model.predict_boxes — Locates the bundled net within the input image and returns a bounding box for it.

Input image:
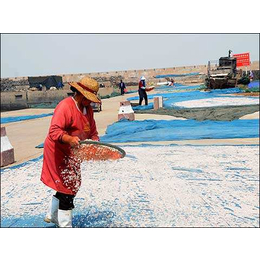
[72,142,125,161]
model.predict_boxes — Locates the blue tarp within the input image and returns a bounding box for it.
[157,84,202,92]
[155,73,200,78]
[36,143,44,148]
[100,119,259,143]
[129,88,259,110]
[133,104,154,110]
[1,113,53,124]
[1,155,43,174]
[128,88,243,102]
[248,81,259,89]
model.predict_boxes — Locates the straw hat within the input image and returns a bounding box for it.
[69,77,101,103]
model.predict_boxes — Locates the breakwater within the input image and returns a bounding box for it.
[1,62,258,111]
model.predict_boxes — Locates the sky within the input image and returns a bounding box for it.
[1,34,259,78]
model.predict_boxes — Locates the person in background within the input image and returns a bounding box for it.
[57,81,64,89]
[138,76,148,106]
[249,71,254,81]
[168,78,175,86]
[41,76,100,227]
[119,79,126,95]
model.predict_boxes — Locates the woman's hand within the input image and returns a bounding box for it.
[62,134,80,147]
[69,136,80,147]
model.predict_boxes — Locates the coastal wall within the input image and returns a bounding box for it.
[60,64,208,86]
[0,85,122,111]
[3,61,258,88]
[1,91,28,110]
[1,90,71,111]
[1,61,259,111]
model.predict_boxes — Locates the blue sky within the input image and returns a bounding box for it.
[1,34,259,78]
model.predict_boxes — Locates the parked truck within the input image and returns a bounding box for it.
[205,50,238,89]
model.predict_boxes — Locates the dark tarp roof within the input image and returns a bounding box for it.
[28,76,63,89]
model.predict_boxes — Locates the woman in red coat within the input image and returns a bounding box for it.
[41,77,101,227]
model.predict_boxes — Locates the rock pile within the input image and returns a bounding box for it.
[252,70,259,80]
[91,75,138,87]
[1,78,29,92]
[92,75,123,86]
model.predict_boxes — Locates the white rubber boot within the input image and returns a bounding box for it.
[44,196,59,225]
[58,210,73,227]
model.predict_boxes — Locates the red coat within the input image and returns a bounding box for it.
[41,97,99,195]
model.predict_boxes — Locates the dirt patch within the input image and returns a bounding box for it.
[135,105,260,121]
[232,93,259,97]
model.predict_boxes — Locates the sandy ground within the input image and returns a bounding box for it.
[239,111,259,119]
[2,115,52,164]
[1,92,259,167]
[1,94,135,165]
[0,89,185,166]
[1,108,54,117]
[233,92,259,97]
